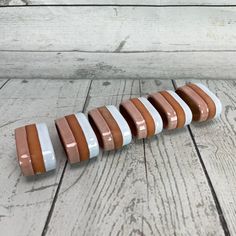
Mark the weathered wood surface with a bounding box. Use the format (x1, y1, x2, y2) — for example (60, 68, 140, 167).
(0, 79, 234, 235)
(0, 0, 235, 5)
(141, 80, 225, 235)
(1, 6, 236, 80)
(44, 80, 149, 235)
(0, 79, 91, 235)
(42, 80, 223, 236)
(176, 79, 236, 235)
(1, 51, 236, 80)
(1, 7, 236, 52)
(0, 79, 8, 87)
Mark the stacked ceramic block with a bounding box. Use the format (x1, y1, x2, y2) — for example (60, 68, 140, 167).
(15, 83, 222, 176)
(15, 123, 56, 176)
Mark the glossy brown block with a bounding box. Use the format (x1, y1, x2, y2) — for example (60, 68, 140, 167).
(25, 124, 46, 174)
(160, 91, 186, 128)
(176, 86, 209, 122)
(88, 108, 115, 151)
(130, 98, 156, 137)
(55, 117, 80, 164)
(15, 127, 34, 176)
(187, 83, 216, 120)
(15, 123, 56, 176)
(65, 114, 90, 161)
(55, 113, 99, 163)
(98, 106, 123, 149)
(119, 100, 147, 139)
(148, 93, 178, 130)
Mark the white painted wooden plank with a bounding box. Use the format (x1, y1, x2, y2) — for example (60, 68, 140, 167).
(0, 0, 235, 6)
(1, 7, 236, 51)
(45, 79, 224, 235)
(175, 79, 236, 235)
(141, 80, 224, 235)
(1, 51, 236, 80)
(0, 79, 91, 235)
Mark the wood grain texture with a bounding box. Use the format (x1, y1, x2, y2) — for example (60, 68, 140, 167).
(44, 80, 224, 235)
(175, 79, 236, 235)
(44, 79, 149, 236)
(141, 80, 224, 235)
(0, 79, 91, 235)
(0, 0, 235, 6)
(1, 6, 236, 80)
(1, 51, 236, 80)
(1, 7, 236, 52)
(0, 79, 233, 235)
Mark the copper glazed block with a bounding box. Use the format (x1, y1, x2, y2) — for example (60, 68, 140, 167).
(15, 123, 56, 176)
(55, 113, 99, 163)
(88, 105, 132, 151)
(119, 97, 163, 139)
(175, 83, 222, 122)
(148, 90, 192, 129)
(148, 93, 178, 130)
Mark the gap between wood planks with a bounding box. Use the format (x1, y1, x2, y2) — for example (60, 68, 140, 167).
(2, 50, 236, 53)
(171, 79, 230, 236)
(0, 79, 10, 89)
(139, 80, 150, 200)
(1, 4, 236, 7)
(41, 79, 147, 235)
(41, 79, 93, 236)
(41, 79, 148, 235)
